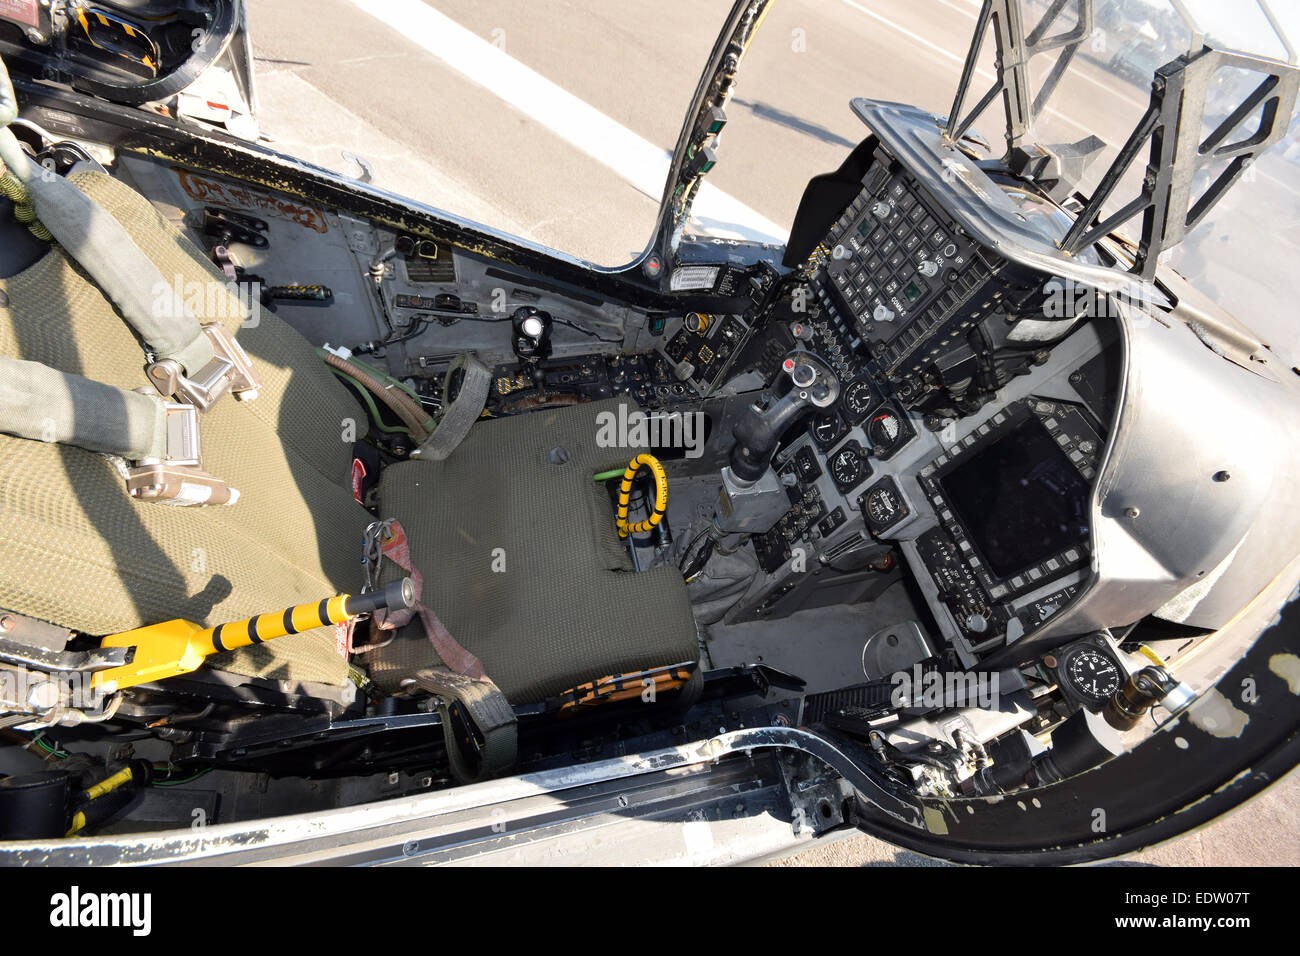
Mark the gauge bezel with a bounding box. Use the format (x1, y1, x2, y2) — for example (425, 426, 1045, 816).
(1053, 637, 1124, 708)
(841, 378, 880, 424)
(829, 439, 872, 494)
(810, 410, 847, 450)
(865, 401, 915, 460)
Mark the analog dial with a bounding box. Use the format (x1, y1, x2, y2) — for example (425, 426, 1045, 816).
(1061, 647, 1122, 704)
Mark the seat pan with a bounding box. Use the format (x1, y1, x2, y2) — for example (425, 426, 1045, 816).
(369, 399, 699, 704)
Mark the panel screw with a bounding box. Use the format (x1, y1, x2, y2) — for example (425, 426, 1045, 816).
(1124, 507, 1140, 518)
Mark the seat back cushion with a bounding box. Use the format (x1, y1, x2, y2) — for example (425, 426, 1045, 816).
(0, 172, 370, 685)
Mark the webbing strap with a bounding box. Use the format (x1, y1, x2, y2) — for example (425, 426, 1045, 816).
(6, 153, 217, 377)
(413, 669, 518, 784)
(0, 358, 237, 506)
(0, 358, 168, 460)
(367, 519, 516, 783)
(416, 352, 491, 461)
(370, 520, 485, 678)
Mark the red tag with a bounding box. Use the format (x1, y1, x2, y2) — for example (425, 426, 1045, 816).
(350, 457, 367, 503)
(334, 620, 351, 660)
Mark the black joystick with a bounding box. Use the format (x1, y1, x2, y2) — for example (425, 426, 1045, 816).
(730, 351, 840, 482)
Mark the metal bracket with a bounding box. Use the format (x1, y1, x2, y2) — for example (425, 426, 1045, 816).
(946, 0, 1094, 154)
(0, 634, 130, 674)
(1061, 45, 1300, 278)
(202, 205, 269, 248)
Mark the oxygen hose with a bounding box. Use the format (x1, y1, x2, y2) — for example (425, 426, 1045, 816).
(320, 350, 435, 443)
(615, 453, 668, 538)
(0, 57, 50, 240)
(0, 168, 51, 240)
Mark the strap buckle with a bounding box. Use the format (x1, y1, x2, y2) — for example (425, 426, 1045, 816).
(123, 397, 238, 506)
(145, 323, 261, 412)
(362, 519, 393, 593)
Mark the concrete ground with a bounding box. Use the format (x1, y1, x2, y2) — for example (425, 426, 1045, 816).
(243, 0, 1300, 866)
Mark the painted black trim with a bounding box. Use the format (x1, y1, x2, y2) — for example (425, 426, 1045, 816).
(845, 588, 1300, 864)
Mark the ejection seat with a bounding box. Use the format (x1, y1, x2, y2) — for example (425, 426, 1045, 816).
(0, 171, 699, 711)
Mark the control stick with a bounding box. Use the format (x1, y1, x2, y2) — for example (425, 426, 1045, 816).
(730, 350, 840, 483)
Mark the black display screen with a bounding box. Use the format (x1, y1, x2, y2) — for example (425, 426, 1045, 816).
(937, 416, 1090, 581)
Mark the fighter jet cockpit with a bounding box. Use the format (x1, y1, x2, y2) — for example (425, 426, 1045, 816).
(0, 0, 1298, 864)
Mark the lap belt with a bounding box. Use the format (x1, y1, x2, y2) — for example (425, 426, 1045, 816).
(0, 358, 237, 506)
(363, 519, 516, 782)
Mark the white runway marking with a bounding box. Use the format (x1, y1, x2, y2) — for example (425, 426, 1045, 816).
(349, 0, 789, 244)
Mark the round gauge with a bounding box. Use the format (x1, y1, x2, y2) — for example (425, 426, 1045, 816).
(830, 445, 866, 491)
(1059, 646, 1123, 704)
(842, 380, 877, 422)
(811, 413, 845, 449)
(863, 484, 903, 528)
(868, 406, 912, 459)
(870, 410, 901, 445)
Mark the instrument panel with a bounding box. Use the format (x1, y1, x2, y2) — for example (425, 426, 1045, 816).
(743, 137, 1117, 666)
(812, 148, 1038, 386)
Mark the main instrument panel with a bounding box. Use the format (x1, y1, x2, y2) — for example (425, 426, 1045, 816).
(740, 131, 1119, 668)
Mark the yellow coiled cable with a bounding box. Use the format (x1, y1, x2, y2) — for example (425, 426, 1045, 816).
(616, 452, 667, 538)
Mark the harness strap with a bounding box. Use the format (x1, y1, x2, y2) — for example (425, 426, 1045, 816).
(0, 357, 236, 506)
(414, 352, 491, 461)
(363, 519, 515, 782)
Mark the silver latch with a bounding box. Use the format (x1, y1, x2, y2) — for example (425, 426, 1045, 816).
(123, 391, 238, 506)
(145, 323, 261, 411)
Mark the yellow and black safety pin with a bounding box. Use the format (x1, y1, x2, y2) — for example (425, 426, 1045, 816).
(91, 579, 415, 692)
(613, 452, 667, 538)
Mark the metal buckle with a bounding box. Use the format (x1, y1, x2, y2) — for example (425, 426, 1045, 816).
(160, 401, 201, 466)
(125, 463, 238, 506)
(122, 394, 238, 506)
(145, 323, 261, 411)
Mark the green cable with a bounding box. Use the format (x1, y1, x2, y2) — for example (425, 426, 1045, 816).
(150, 766, 212, 788)
(326, 365, 418, 437)
(342, 353, 423, 403)
(33, 734, 69, 759)
(592, 468, 625, 482)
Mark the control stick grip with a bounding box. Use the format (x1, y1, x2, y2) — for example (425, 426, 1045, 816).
(729, 351, 840, 482)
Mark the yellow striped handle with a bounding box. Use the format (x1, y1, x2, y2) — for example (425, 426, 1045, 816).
(201, 595, 351, 654)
